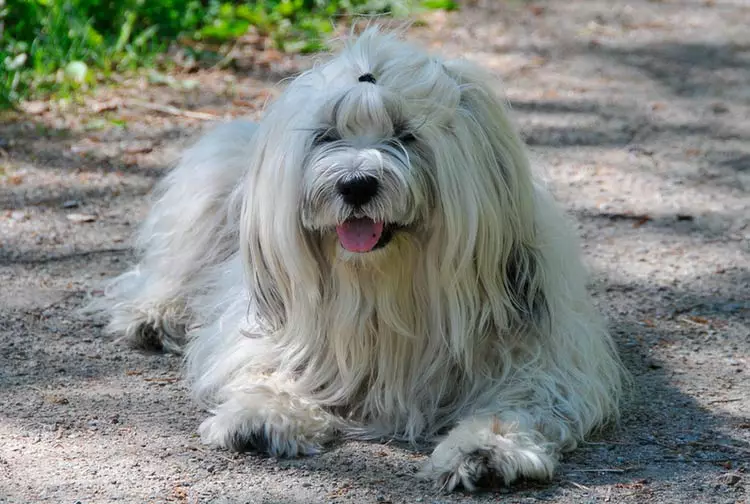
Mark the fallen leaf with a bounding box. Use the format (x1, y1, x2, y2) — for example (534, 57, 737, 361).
(7, 174, 24, 185)
(45, 395, 70, 405)
(66, 213, 97, 223)
(121, 141, 154, 154)
(529, 5, 545, 16)
(91, 99, 121, 113)
(21, 101, 49, 114)
(632, 215, 652, 228)
(262, 48, 284, 63)
(231, 98, 259, 108)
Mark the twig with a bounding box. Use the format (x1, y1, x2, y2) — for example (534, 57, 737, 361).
(128, 99, 221, 121)
(582, 440, 635, 446)
(687, 441, 750, 454)
(564, 480, 591, 491)
(143, 377, 180, 383)
(211, 42, 240, 70)
(570, 467, 639, 473)
(675, 315, 708, 327)
(707, 397, 743, 404)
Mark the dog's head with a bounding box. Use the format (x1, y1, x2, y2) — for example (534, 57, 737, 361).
(241, 28, 542, 328)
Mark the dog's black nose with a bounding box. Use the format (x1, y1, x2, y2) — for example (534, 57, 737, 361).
(336, 176, 379, 206)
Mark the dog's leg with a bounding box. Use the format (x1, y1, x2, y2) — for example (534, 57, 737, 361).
(420, 413, 564, 491)
(101, 121, 257, 352)
(198, 377, 338, 457)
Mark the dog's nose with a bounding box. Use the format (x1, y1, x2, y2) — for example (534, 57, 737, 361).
(336, 176, 379, 206)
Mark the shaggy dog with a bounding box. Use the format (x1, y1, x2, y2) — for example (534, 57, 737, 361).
(100, 28, 624, 491)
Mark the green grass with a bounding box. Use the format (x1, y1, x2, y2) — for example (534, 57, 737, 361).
(0, 0, 458, 108)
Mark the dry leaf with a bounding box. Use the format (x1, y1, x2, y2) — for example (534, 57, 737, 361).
(21, 101, 49, 114)
(7, 174, 24, 185)
(529, 5, 546, 16)
(91, 99, 121, 113)
(66, 213, 97, 223)
(122, 141, 154, 154)
(633, 215, 652, 228)
(46, 395, 70, 405)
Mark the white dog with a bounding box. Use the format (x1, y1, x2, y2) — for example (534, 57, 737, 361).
(101, 28, 624, 491)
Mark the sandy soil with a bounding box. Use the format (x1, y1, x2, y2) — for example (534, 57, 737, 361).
(1, 1, 749, 502)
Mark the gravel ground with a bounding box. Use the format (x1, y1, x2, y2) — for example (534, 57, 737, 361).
(1, 1, 749, 503)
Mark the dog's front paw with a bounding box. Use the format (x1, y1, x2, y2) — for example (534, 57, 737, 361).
(420, 417, 559, 492)
(198, 386, 335, 458)
(423, 448, 495, 492)
(199, 413, 323, 457)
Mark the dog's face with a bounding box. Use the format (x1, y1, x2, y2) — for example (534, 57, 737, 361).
(298, 82, 435, 258)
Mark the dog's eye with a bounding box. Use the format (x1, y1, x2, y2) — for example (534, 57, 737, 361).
(398, 131, 417, 144)
(393, 122, 417, 144)
(313, 129, 339, 145)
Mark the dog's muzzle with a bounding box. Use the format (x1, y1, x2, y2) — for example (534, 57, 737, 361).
(334, 176, 398, 253)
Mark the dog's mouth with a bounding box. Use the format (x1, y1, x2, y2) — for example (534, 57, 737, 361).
(335, 217, 396, 253)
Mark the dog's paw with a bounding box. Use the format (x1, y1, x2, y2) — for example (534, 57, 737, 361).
(423, 449, 494, 492)
(199, 414, 323, 457)
(419, 417, 559, 492)
(107, 301, 187, 354)
(198, 386, 335, 458)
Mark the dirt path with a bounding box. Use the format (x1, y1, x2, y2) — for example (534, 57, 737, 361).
(1, 1, 749, 502)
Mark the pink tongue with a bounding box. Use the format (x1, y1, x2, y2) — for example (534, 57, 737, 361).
(336, 218, 384, 252)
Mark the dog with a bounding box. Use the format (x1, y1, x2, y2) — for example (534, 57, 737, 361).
(99, 28, 624, 491)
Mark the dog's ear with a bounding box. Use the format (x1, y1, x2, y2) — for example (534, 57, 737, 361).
(237, 112, 327, 333)
(505, 242, 551, 330)
(245, 234, 288, 331)
(243, 223, 326, 333)
(435, 59, 550, 331)
(441, 59, 536, 220)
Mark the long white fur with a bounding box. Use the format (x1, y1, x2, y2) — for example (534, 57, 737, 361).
(98, 28, 625, 491)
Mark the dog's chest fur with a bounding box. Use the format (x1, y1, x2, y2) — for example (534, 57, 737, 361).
(284, 240, 497, 440)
